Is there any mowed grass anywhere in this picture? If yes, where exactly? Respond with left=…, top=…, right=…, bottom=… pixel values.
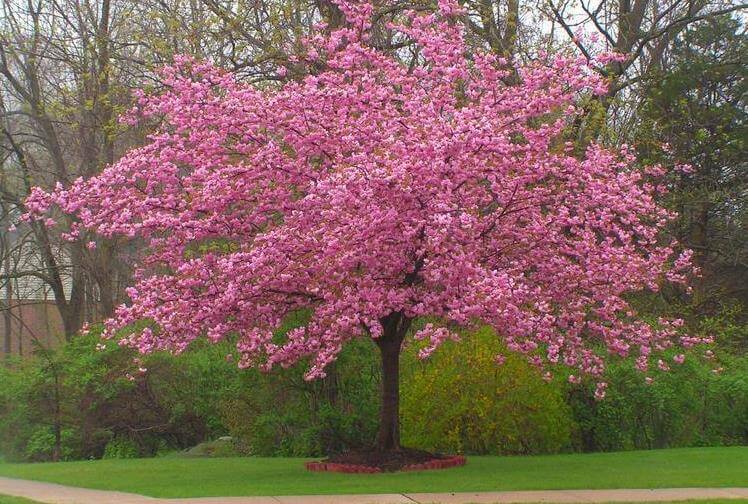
left=0, top=447, right=745, bottom=498
left=0, top=497, right=43, bottom=504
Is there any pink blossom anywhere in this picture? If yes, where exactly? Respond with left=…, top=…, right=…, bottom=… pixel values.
left=594, top=382, right=608, bottom=401
left=595, top=52, right=628, bottom=64
left=25, top=0, right=696, bottom=384
left=675, top=163, right=695, bottom=174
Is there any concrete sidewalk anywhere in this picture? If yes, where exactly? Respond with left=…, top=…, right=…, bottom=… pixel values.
left=1, top=476, right=747, bottom=504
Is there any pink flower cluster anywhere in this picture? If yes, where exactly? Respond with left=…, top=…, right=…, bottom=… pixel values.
left=26, top=0, right=700, bottom=384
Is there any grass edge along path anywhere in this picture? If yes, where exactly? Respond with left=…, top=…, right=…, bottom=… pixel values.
left=1, top=484, right=748, bottom=504
left=0, top=447, right=746, bottom=499
left=0, top=496, right=44, bottom=504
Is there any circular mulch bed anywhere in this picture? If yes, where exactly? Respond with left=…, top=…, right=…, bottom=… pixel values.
left=305, top=448, right=467, bottom=473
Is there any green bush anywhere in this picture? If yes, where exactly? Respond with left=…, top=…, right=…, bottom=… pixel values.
left=569, top=351, right=748, bottom=451
left=0, top=318, right=381, bottom=461
left=0, top=360, right=35, bottom=461
left=23, top=427, right=78, bottom=462
left=1, top=314, right=745, bottom=462
left=0, top=328, right=230, bottom=462
left=102, top=436, right=139, bottom=459
left=400, top=327, right=574, bottom=455
left=220, top=338, right=380, bottom=456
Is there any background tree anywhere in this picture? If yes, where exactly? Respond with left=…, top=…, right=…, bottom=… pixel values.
left=0, top=0, right=139, bottom=339
left=634, top=16, right=746, bottom=337
left=544, top=0, right=747, bottom=142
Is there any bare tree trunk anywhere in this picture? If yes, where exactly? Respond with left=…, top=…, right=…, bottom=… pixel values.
left=94, top=242, right=117, bottom=317
left=59, top=306, right=83, bottom=341
left=2, top=306, right=10, bottom=357
left=91, top=0, right=119, bottom=319
left=689, top=200, right=711, bottom=307
left=323, top=361, right=339, bottom=406
left=52, top=370, right=62, bottom=462
left=2, top=254, right=11, bottom=357
left=374, top=312, right=411, bottom=452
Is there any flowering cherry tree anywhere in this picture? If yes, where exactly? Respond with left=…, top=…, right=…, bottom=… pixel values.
left=27, top=0, right=698, bottom=451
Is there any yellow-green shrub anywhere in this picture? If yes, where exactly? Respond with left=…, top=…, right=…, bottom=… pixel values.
left=401, top=327, right=573, bottom=455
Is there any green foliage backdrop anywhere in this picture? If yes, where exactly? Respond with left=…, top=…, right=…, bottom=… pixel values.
left=1, top=321, right=745, bottom=462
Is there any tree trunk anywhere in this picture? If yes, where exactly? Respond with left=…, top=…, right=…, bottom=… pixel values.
left=61, top=243, right=86, bottom=341
left=374, top=312, right=411, bottom=452
left=2, top=303, right=10, bottom=357
left=690, top=200, right=711, bottom=307
left=3, top=251, right=12, bottom=357
left=323, top=361, right=339, bottom=406
left=59, top=279, right=85, bottom=341
left=52, top=368, right=62, bottom=462
left=95, top=243, right=116, bottom=318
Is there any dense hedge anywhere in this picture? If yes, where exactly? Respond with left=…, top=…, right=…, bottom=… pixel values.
left=401, top=327, right=574, bottom=455
left=570, top=353, right=748, bottom=451
left=0, top=325, right=381, bottom=461
left=0, top=323, right=745, bottom=462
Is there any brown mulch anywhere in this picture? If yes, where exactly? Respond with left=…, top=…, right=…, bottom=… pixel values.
left=320, top=447, right=452, bottom=472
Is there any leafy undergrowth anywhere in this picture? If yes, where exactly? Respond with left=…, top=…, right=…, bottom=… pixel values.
left=0, top=447, right=745, bottom=498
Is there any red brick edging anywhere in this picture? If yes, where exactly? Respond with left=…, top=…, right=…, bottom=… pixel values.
left=305, top=455, right=466, bottom=473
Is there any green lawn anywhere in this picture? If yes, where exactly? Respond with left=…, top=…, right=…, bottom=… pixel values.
left=0, top=447, right=745, bottom=498
left=0, top=497, right=42, bottom=504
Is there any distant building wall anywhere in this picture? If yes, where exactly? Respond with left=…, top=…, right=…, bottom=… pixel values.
left=2, top=300, right=65, bottom=356
left=2, top=224, right=73, bottom=355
